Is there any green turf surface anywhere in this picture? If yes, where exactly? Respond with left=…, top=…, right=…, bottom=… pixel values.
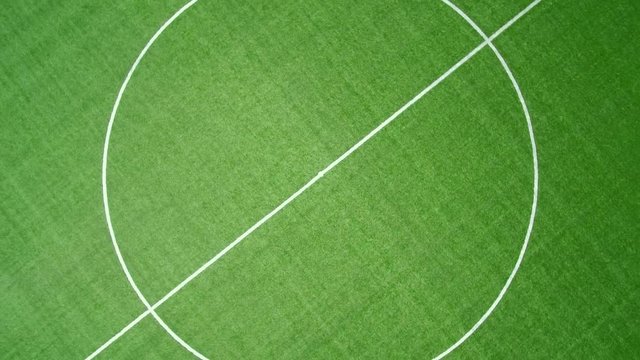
left=1, top=0, right=638, bottom=358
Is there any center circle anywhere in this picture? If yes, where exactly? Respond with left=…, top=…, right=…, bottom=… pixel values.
left=103, top=1, right=538, bottom=358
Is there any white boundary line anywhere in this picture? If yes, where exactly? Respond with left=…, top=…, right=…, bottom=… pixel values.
left=434, top=0, right=539, bottom=358
left=91, top=1, right=540, bottom=358
left=96, top=0, right=207, bottom=359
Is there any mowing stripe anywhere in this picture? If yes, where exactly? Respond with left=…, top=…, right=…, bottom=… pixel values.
left=91, top=0, right=541, bottom=358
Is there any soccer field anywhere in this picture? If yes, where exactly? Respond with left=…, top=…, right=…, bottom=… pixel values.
left=1, top=0, right=638, bottom=358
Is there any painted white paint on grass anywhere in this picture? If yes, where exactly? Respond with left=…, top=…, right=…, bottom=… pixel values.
left=434, top=0, right=539, bottom=358
left=90, top=0, right=541, bottom=358
left=96, top=0, right=207, bottom=359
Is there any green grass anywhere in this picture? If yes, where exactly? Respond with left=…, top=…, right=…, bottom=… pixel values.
left=1, top=0, right=638, bottom=359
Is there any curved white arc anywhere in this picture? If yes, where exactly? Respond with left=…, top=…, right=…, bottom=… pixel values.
left=99, top=0, right=208, bottom=359
left=433, top=1, right=540, bottom=359
left=91, top=1, right=541, bottom=358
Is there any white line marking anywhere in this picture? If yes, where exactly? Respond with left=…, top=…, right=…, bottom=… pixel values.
left=85, top=310, right=151, bottom=360
left=433, top=1, right=539, bottom=358
left=97, top=0, right=207, bottom=359
left=91, top=0, right=541, bottom=358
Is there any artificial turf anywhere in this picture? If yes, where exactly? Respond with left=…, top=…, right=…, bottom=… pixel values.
left=1, top=0, right=638, bottom=358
